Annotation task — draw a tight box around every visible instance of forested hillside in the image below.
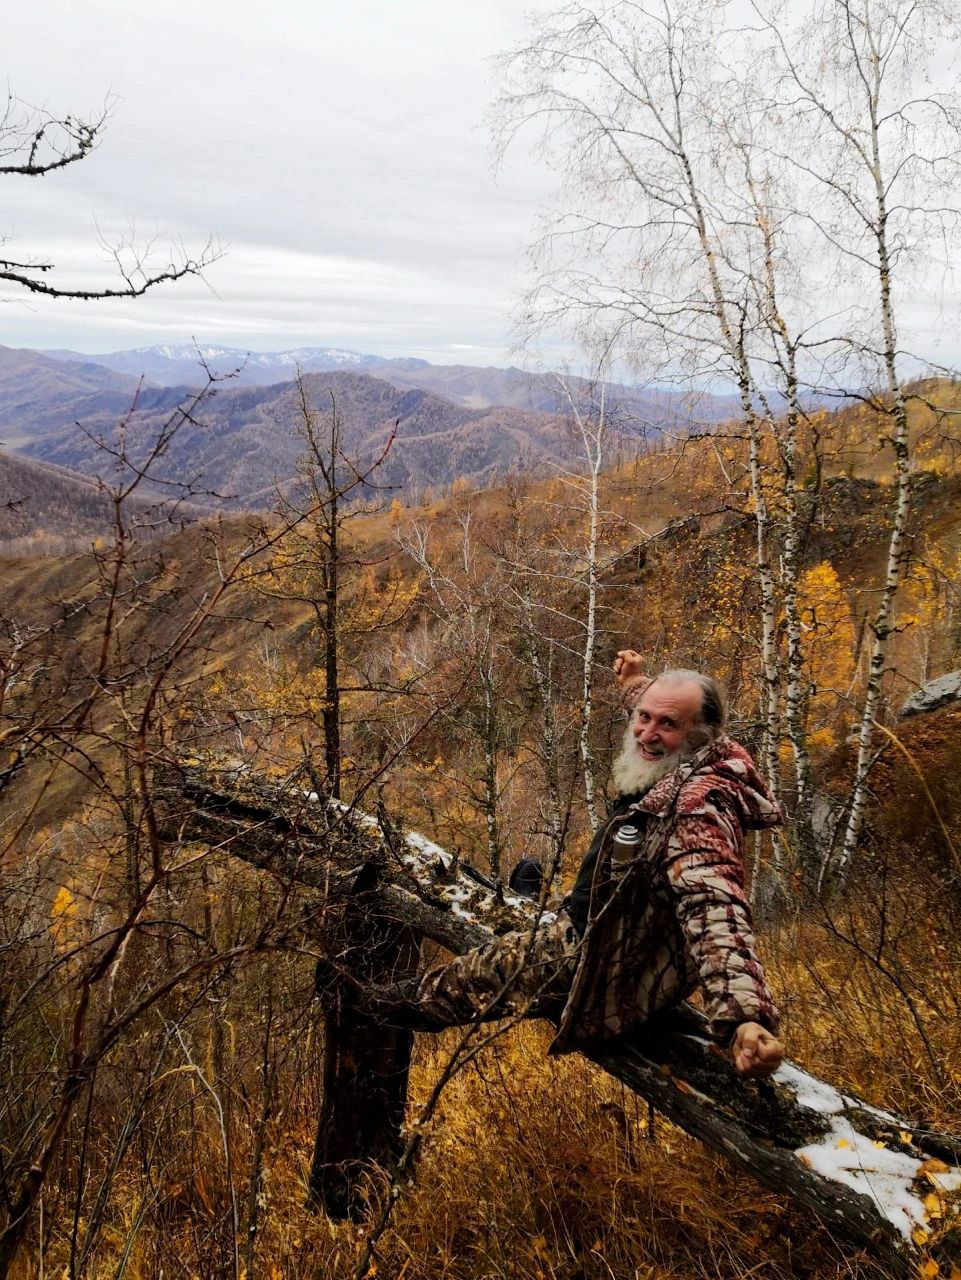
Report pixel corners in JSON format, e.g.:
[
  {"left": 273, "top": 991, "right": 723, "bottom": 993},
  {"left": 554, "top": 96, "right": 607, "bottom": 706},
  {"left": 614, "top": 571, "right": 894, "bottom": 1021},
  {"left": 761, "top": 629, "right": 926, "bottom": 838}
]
[
  {"left": 0, "top": 341, "right": 749, "bottom": 539},
  {"left": 38, "top": 342, "right": 737, "bottom": 419},
  {"left": 1, "top": 344, "right": 733, "bottom": 532},
  {"left": 1, "top": 378, "right": 959, "bottom": 1279},
  {"left": 4, "top": 0, "right": 961, "bottom": 1272}
]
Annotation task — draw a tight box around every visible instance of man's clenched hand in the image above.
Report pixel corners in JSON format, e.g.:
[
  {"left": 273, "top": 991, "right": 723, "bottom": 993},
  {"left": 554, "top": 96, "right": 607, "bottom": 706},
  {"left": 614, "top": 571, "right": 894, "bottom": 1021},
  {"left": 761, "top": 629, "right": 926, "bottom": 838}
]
[
  {"left": 731, "top": 1023, "right": 784, "bottom": 1078},
  {"left": 613, "top": 649, "right": 646, "bottom": 686}
]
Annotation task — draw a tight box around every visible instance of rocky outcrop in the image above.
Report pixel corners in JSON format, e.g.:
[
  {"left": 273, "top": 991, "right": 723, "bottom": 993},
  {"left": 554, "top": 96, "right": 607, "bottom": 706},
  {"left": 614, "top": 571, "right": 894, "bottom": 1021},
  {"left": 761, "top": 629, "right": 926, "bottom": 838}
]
[{"left": 898, "top": 671, "right": 961, "bottom": 720}]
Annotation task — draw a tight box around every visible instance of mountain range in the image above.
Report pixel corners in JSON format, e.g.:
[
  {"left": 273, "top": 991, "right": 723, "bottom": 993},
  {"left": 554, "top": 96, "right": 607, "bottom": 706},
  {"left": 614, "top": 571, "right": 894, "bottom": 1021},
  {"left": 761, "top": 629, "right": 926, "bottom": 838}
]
[
  {"left": 0, "top": 343, "right": 736, "bottom": 545},
  {"left": 36, "top": 342, "right": 737, "bottom": 420}
]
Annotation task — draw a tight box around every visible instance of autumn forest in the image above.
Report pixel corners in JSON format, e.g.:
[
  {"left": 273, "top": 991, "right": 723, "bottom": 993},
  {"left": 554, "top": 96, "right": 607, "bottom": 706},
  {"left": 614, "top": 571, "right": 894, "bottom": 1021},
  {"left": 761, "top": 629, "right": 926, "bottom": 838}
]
[{"left": 3, "top": 0, "right": 961, "bottom": 1278}]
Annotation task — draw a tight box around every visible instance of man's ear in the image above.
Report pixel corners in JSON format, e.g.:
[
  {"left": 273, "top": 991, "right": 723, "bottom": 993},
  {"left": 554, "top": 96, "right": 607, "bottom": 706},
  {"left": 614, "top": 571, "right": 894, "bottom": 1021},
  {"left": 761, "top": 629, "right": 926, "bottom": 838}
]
[{"left": 684, "top": 724, "right": 714, "bottom": 752}]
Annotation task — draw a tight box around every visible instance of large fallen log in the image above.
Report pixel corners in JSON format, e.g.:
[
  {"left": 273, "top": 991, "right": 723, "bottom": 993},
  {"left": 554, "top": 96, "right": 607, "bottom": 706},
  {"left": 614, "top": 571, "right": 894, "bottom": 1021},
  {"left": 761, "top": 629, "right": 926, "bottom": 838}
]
[{"left": 154, "top": 759, "right": 961, "bottom": 1278}]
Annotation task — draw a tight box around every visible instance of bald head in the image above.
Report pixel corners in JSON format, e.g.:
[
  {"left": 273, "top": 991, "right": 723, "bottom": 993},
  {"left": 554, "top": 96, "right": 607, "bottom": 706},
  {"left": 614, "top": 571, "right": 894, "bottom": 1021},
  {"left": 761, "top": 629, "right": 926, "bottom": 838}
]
[{"left": 651, "top": 668, "right": 726, "bottom": 740}]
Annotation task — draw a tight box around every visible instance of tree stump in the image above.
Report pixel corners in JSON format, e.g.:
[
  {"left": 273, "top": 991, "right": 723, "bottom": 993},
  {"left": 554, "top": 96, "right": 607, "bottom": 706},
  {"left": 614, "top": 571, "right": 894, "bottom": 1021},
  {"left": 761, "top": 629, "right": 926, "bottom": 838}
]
[{"left": 309, "top": 862, "right": 421, "bottom": 1219}]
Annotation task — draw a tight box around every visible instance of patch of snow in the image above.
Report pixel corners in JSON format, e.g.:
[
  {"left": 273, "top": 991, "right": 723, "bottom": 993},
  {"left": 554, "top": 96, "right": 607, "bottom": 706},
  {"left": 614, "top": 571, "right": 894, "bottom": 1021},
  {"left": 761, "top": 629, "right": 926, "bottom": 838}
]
[
  {"left": 306, "top": 790, "right": 551, "bottom": 924},
  {"left": 404, "top": 830, "right": 452, "bottom": 863},
  {"left": 777, "top": 1064, "right": 847, "bottom": 1114},
  {"left": 439, "top": 886, "right": 470, "bottom": 903},
  {"left": 778, "top": 1064, "right": 901, "bottom": 1126},
  {"left": 153, "top": 343, "right": 236, "bottom": 360},
  {"left": 449, "top": 902, "right": 480, "bottom": 923},
  {"left": 778, "top": 1064, "right": 951, "bottom": 1241},
  {"left": 796, "top": 1116, "right": 926, "bottom": 1239}
]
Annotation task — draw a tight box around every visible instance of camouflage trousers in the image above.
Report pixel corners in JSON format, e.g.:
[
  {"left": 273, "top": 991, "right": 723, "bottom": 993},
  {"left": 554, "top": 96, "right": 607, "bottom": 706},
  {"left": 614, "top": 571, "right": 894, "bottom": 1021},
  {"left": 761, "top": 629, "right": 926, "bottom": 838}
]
[{"left": 406, "top": 911, "right": 582, "bottom": 1028}]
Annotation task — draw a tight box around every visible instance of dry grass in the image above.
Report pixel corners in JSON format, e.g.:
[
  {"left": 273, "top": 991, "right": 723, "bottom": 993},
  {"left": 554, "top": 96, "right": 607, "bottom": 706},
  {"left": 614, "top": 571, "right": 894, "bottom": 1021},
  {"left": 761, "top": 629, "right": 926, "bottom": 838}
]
[
  {"left": 7, "top": 775, "right": 958, "bottom": 1280},
  {"left": 32, "top": 926, "right": 951, "bottom": 1280}
]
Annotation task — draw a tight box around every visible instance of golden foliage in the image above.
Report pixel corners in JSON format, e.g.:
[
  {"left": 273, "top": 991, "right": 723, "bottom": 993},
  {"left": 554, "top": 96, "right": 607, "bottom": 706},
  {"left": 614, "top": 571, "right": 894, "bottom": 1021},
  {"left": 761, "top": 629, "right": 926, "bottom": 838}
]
[
  {"left": 6, "top": 381, "right": 961, "bottom": 1280},
  {"left": 49, "top": 884, "right": 79, "bottom": 953}
]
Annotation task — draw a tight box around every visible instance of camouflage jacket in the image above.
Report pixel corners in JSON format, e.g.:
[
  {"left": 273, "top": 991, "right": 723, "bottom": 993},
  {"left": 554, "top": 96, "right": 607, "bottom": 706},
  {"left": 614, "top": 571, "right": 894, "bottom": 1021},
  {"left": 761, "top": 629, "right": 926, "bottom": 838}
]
[{"left": 549, "top": 735, "right": 782, "bottom": 1055}]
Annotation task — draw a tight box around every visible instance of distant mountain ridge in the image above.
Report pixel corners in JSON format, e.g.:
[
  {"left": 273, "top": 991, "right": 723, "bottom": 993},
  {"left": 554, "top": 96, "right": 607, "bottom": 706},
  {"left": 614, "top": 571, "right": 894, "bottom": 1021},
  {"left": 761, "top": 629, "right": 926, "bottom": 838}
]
[
  {"left": 38, "top": 342, "right": 429, "bottom": 384},
  {"left": 3, "top": 358, "right": 580, "bottom": 514},
  {"left": 36, "top": 342, "right": 737, "bottom": 423},
  {"left": 0, "top": 342, "right": 742, "bottom": 541}
]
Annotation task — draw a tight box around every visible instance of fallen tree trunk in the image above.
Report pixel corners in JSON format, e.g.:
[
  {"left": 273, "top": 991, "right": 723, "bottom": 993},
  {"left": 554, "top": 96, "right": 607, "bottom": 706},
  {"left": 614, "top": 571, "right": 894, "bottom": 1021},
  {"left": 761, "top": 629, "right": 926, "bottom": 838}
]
[{"left": 154, "top": 759, "right": 961, "bottom": 1277}]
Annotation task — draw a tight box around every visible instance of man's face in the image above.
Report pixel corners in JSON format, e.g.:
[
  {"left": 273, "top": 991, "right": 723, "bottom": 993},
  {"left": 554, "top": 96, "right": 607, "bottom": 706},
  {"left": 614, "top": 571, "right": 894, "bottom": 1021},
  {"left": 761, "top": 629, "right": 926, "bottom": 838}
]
[{"left": 631, "top": 678, "right": 703, "bottom": 761}]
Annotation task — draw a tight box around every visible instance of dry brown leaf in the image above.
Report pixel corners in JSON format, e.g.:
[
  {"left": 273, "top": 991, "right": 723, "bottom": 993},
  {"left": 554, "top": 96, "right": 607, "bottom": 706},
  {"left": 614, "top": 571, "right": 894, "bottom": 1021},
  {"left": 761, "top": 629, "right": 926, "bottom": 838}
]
[{"left": 924, "top": 1192, "right": 944, "bottom": 1220}]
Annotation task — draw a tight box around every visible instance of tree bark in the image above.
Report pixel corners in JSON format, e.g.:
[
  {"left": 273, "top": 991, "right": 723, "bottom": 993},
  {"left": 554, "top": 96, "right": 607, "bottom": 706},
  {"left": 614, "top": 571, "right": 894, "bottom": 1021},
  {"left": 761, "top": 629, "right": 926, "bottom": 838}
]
[
  {"left": 153, "top": 760, "right": 961, "bottom": 1277},
  {"left": 309, "top": 862, "right": 421, "bottom": 1219}
]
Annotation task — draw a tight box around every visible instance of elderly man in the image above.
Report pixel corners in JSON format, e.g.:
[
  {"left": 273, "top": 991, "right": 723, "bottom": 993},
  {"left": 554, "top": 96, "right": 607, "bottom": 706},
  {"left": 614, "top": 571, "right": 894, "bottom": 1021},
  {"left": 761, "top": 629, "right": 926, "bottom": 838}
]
[{"left": 331, "top": 654, "right": 785, "bottom": 1078}]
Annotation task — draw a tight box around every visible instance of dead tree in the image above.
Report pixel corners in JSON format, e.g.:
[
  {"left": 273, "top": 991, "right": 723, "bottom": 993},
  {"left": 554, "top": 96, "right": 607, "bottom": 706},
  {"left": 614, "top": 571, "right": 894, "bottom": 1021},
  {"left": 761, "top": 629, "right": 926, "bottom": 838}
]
[
  {"left": 154, "top": 758, "right": 961, "bottom": 1279},
  {"left": 309, "top": 859, "right": 421, "bottom": 1219}
]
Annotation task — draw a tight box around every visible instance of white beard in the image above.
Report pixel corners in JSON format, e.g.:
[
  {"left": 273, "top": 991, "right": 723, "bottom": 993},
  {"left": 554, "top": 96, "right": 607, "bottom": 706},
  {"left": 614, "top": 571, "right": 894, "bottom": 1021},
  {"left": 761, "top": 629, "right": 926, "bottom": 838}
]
[{"left": 610, "top": 725, "right": 683, "bottom": 796}]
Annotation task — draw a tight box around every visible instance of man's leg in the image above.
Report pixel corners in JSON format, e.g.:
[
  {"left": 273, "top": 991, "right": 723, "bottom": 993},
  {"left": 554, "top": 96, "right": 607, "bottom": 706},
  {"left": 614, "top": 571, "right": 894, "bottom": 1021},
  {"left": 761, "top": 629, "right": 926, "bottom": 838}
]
[
  {"left": 319, "top": 913, "right": 580, "bottom": 1032},
  {"left": 411, "top": 912, "right": 580, "bottom": 1027}
]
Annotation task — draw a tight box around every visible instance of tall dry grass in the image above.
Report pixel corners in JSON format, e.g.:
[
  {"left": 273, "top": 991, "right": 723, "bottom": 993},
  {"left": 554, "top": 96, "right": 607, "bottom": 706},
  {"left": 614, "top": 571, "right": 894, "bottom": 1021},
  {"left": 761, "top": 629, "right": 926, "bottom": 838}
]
[{"left": 14, "top": 881, "right": 957, "bottom": 1280}]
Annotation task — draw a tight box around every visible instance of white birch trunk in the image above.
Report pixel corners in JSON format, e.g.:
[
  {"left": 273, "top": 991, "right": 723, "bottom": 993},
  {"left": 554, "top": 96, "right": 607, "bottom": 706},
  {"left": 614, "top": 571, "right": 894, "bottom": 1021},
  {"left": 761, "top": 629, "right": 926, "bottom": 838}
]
[
  {"left": 779, "top": 395, "right": 812, "bottom": 826},
  {"left": 679, "top": 166, "right": 782, "bottom": 798},
  {"left": 480, "top": 657, "right": 503, "bottom": 880},
  {"left": 519, "top": 587, "right": 565, "bottom": 870},
  {"left": 579, "top": 459, "right": 601, "bottom": 831},
  {"left": 581, "top": 391, "right": 605, "bottom": 832},
  {"left": 745, "top": 408, "right": 782, "bottom": 796},
  {"left": 832, "top": 20, "right": 913, "bottom": 882},
  {"left": 556, "top": 374, "right": 607, "bottom": 833},
  {"left": 749, "top": 184, "right": 813, "bottom": 841}
]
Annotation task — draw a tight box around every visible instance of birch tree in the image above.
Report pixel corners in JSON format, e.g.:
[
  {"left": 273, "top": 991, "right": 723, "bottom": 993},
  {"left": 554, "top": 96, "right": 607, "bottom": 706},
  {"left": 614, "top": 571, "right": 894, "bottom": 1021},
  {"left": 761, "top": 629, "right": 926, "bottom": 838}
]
[
  {"left": 715, "top": 117, "right": 822, "bottom": 860},
  {"left": 553, "top": 372, "right": 611, "bottom": 831},
  {"left": 499, "top": 485, "right": 570, "bottom": 875},
  {"left": 753, "top": 0, "right": 961, "bottom": 880},
  {"left": 495, "top": 0, "right": 961, "bottom": 886},
  {"left": 399, "top": 514, "right": 516, "bottom": 879},
  {"left": 494, "top": 0, "right": 785, "bottom": 794}
]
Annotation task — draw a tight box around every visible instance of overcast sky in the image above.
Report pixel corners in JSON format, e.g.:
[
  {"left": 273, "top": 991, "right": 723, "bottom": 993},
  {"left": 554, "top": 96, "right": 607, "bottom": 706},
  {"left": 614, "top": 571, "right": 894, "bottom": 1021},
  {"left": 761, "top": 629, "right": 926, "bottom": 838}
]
[
  {"left": 3, "top": 2, "right": 959, "bottom": 373},
  {"left": 2, "top": 0, "right": 559, "bottom": 363}
]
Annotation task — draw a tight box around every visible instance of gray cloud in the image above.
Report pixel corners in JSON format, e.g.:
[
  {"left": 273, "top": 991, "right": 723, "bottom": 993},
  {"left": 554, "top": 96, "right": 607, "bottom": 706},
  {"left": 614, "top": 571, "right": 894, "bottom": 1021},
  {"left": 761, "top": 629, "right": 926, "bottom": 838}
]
[
  {"left": 3, "top": 1, "right": 958, "bottom": 375},
  {"left": 1, "top": 0, "right": 553, "bottom": 360}
]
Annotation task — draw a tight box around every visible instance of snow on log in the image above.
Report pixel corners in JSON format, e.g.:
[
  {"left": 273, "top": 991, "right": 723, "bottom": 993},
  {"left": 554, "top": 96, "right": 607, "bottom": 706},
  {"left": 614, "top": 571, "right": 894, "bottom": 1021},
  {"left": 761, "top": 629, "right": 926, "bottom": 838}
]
[{"left": 154, "top": 759, "right": 961, "bottom": 1277}]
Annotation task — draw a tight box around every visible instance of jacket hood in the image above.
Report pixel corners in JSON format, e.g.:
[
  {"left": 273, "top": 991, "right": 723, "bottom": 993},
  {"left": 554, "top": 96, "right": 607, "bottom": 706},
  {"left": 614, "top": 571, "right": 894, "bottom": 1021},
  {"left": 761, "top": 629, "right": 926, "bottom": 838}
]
[{"left": 634, "top": 735, "right": 783, "bottom": 831}]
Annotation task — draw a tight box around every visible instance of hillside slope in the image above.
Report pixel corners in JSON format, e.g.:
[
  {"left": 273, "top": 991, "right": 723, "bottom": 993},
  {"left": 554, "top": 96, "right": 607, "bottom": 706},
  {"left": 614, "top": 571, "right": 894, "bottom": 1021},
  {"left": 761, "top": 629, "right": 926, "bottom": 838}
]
[
  {"left": 2, "top": 387, "right": 960, "bottom": 1280},
  {"left": 0, "top": 448, "right": 208, "bottom": 551},
  {"left": 0, "top": 346, "right": 145, "bottom": 447},
  {"left": 12, "top": 370, "right": 575, "bottom": 509}
]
